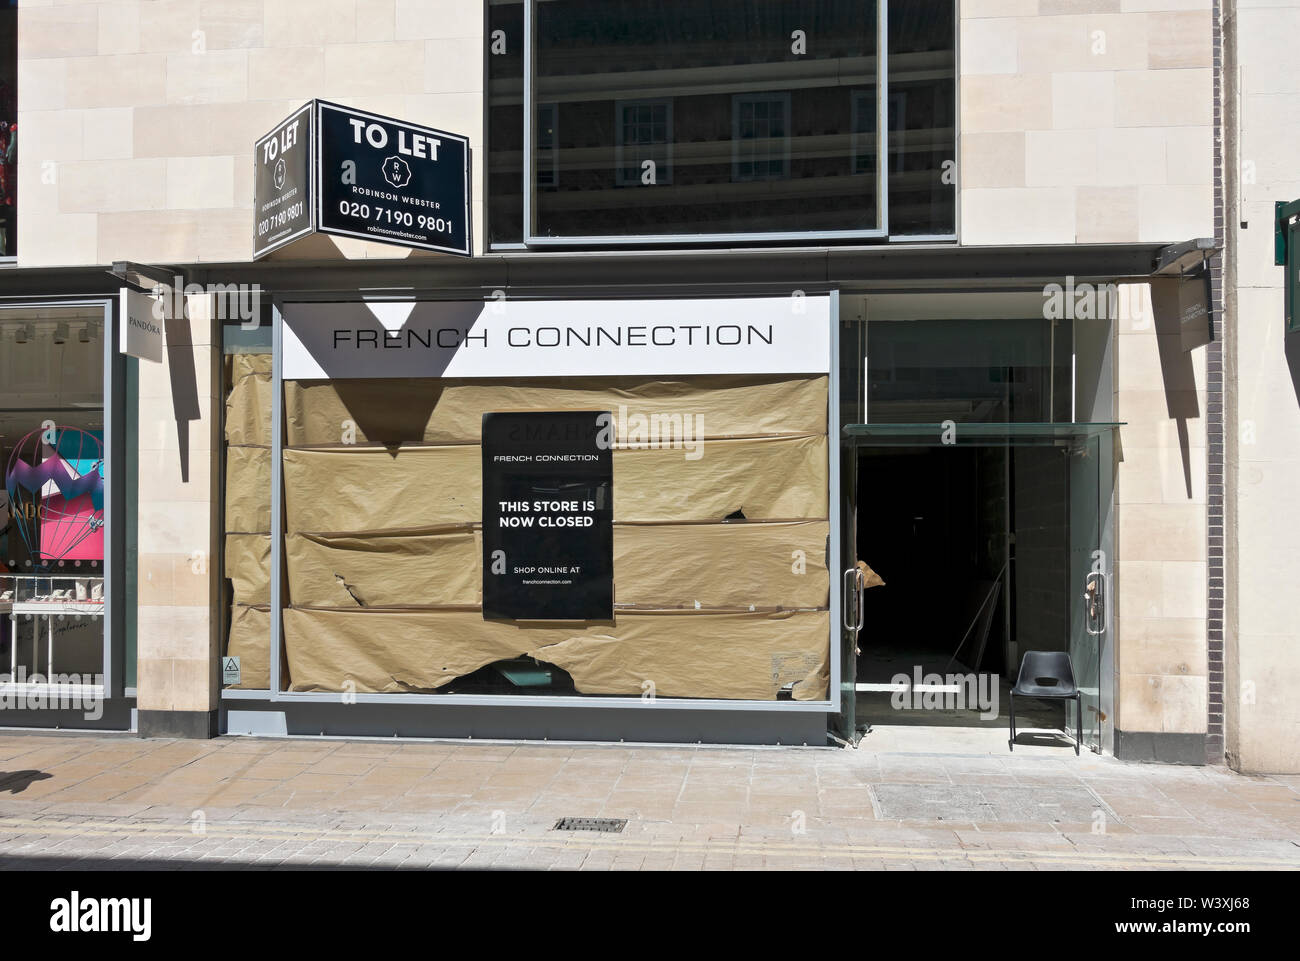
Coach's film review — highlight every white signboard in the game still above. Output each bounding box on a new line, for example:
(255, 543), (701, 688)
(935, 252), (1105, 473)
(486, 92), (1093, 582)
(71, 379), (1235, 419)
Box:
(281, 296), (831, 380)
(119, 288), (164, 363)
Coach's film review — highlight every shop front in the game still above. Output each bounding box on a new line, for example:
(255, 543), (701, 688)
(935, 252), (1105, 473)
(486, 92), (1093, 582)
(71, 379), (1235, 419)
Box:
(0, 291), (134, 731)
(204, 252), (1149, 750)
(219, 290), (844, 744)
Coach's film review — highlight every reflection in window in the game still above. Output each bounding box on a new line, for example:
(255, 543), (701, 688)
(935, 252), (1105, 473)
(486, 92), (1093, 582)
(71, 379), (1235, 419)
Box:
(888, 0), (957, 236)
(530, 0), (882, 239)
(0, 3), (15, 258)
(733, 93), (790, 182)
(616, 99), (673, 186)
(867, 319), (1072, 424)
(486, 0), (955, 245)
(537, 103), (559, 189)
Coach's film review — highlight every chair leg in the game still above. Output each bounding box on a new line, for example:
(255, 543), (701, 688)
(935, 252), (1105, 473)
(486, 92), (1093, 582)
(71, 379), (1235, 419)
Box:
(1074, 695), (1082, 756)
(1008, 692), (1015, 751)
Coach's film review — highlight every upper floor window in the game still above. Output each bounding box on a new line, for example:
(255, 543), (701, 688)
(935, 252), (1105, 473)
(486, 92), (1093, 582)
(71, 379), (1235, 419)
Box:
(486, 0), (955, 248)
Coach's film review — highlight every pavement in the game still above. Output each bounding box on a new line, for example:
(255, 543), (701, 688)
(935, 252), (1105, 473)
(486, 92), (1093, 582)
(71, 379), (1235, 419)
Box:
(0, 726), (1297, 870)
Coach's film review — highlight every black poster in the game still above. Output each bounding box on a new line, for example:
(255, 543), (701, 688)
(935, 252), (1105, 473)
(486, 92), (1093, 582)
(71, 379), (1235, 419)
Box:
(253, 102), (313, 259)
(316, 100), (471, 256)
(482, 411), (613, 621)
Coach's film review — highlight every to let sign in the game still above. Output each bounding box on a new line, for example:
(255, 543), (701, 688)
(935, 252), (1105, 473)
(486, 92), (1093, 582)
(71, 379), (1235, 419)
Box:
(317, 101), (471, 257)
(254, 102), (314, 258)
(252, 100), (471, 259)
(481, 412), (614, 621)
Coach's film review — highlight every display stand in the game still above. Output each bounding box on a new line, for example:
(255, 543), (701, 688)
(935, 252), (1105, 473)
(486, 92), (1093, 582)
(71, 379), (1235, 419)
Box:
(1, 574), (105, 681)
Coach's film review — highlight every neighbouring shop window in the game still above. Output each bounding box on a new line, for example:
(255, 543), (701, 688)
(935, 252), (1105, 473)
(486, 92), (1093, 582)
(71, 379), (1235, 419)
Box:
(486, 0), (956, 246)
(0, 3), (16, 259)
(0, 308), (107, 686)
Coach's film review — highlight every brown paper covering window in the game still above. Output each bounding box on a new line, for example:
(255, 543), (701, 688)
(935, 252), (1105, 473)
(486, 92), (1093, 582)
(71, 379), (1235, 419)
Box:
(226, 369), (831, 701)
(283, 434), (827, 532)
(282, 607), (829, 701)
(284, 522), (828, 611)
(284, 375), (827, 446)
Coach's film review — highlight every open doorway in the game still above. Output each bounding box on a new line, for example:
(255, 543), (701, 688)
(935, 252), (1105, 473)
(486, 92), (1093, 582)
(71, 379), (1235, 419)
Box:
(835, 303), (1115, 751)
(854, 442), (1071, 734)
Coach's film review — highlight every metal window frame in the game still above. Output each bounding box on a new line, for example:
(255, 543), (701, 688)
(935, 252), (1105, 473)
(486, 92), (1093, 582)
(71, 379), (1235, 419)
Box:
(0, 296), (121, 698)
(521, 0), (889, 247)
(251, 290), (841, 713)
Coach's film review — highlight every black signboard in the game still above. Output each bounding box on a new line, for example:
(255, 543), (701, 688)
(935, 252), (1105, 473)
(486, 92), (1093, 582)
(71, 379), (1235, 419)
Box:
(482, 412), (613, 621)
(316, 100), (471, 256)
(253, 102), (314, 258)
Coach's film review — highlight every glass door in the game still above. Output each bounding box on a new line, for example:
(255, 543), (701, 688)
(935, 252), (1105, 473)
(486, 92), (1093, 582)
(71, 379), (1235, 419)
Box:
(841, 423), (1117, 751)
(830, 312), (866, 744)
(1067, 433), (1106, 753)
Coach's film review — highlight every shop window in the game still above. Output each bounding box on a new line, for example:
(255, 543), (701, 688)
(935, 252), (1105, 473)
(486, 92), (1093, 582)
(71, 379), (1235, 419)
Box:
(0, 3), (16, 259)
(240, 296), (836, 703)
(0, 308), (106, 687)
(268, 365), (831, 700)
(485, 0), (956, 246)
(220, 313), (273, 692)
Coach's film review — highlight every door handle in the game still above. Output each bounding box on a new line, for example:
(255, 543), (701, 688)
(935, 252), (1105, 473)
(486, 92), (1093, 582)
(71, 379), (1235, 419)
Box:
(843, 567), (866, 632)
(1084, 572), (1105, 636)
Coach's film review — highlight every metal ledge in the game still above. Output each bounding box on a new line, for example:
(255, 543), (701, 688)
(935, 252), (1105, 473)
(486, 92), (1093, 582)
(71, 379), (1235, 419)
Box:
(0, 242), (1190, 301)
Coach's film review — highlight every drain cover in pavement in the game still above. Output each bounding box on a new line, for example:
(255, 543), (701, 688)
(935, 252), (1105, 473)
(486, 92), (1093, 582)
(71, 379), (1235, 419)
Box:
(872, 784), (1109, 823)
(552, 817), (627, 833)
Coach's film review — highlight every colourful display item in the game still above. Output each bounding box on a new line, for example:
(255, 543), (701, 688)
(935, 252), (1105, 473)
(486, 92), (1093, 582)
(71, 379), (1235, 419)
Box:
(4, 427), (105, 566)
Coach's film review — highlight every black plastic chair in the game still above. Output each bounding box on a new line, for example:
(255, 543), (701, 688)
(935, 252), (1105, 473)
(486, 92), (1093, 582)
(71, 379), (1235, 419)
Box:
(1008, 651), (1082, 755)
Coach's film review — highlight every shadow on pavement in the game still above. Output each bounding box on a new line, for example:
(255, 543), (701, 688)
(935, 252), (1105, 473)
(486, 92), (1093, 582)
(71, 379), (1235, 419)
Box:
(0, 771), (53, 794)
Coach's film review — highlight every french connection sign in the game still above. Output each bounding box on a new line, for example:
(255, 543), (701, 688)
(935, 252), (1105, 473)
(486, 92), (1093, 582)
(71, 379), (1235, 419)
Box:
(280, 296), (832, 379)
(253, 100), (471, 259)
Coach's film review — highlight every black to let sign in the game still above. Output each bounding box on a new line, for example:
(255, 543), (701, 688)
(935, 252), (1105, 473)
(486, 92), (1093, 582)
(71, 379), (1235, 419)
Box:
(482, 412), (613, 621)
(252, 100), (471, 260)
(317, 100), (471, 256)
(253, 102), (314, 258)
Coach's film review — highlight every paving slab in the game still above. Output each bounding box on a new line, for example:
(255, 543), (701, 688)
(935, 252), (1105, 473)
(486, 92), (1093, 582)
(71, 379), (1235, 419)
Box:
(0, 730), (1294, 870)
